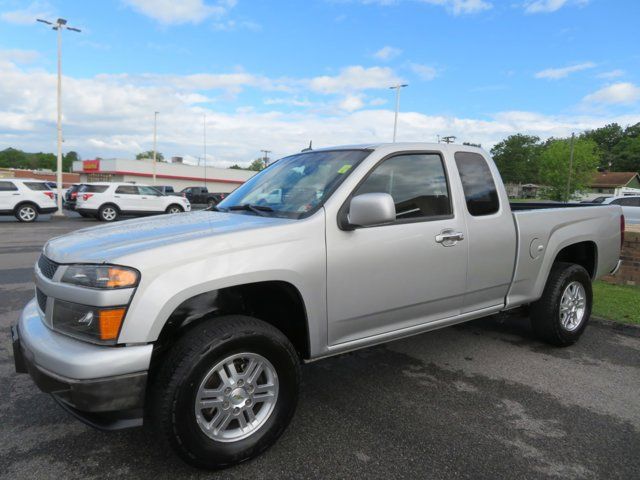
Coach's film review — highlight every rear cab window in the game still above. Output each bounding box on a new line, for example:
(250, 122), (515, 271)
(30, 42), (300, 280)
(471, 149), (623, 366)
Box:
(454, 152), (500, 216)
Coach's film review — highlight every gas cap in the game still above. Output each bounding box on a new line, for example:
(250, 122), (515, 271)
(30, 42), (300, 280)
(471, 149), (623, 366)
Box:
(529, 238), (544, 259)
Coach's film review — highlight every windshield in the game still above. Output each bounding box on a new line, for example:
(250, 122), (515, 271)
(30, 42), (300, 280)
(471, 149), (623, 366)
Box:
(217, 150), (371, 219)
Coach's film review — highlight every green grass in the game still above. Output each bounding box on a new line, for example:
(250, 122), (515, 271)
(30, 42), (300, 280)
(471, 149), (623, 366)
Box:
(592, 281), (640, 325)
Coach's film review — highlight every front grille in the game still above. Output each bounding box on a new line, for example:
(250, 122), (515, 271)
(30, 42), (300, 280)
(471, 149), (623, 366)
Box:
(36, 287), (47, 312)
(38, 255), (59, 280)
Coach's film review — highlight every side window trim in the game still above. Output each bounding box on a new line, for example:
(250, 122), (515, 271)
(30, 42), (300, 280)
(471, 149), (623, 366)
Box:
(338, 150), (454, 229)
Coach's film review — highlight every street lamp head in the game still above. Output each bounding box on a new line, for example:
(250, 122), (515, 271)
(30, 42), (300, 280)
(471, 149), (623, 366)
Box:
(36, 18), (53, 25)
(57, 18), (67, 25)
(67, 27), (81, 32)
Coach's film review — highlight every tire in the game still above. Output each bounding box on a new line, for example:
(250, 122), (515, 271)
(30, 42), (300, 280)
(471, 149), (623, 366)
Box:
(530, 262), (592, 347)
(98, 204), (119, 222)
(149, 315), (300, 470)
(166, 204), (184, 214)
(15, 203), (39, 223)
(207, 199), (216, 208)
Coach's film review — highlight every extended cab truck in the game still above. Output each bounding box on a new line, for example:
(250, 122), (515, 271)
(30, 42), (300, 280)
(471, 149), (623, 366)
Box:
(181, 186), (226, 206)
(12, 143), (623, 469)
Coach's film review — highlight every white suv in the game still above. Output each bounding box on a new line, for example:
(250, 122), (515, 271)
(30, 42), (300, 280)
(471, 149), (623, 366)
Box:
(0, 179), (58, 222)
(76, 183), (191, 222)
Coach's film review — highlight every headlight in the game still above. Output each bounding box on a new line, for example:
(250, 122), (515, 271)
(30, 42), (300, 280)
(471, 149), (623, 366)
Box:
(61, 265), (139, 289)
(53, 299), (126, 344)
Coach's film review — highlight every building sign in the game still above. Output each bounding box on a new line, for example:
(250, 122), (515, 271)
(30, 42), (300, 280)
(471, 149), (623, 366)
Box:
(83, 159), (100, 172)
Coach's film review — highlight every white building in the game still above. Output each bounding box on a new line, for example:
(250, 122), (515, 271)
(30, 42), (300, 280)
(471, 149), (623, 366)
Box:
(72, 157), (255, 193)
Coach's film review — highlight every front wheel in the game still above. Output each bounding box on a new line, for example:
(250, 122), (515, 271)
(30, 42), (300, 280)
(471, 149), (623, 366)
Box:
(149, 316), (300, 470)
(166, 204), (184, 214)
(530, 262), (592, 347)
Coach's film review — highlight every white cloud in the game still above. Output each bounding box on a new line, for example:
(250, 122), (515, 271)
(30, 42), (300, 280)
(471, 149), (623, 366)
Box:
(583, 83), (640, 105)
(373, 46), (402, 61)
(122, 0), (236, 24)
(597, 69), (624, 80)
(0, 1), (53, 25)
(410, 63), (438, 80)
(1, 60), (638, 167)
(524, 0), (588, 14)
(0, 48), (39, 64)
(307, 66), (402, 94)
(339, 95), (366, 112)
(535, 62), (595, 80)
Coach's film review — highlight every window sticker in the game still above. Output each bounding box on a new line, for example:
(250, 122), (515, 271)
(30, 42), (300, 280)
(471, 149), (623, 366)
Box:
(337, 164), (352, 174)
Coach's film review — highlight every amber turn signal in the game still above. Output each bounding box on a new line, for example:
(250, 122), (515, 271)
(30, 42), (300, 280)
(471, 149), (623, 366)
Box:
(98, 308), (126, 340)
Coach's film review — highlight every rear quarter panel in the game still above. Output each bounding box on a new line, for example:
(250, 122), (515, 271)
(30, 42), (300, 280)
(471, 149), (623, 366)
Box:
(507, 205), (621, 307)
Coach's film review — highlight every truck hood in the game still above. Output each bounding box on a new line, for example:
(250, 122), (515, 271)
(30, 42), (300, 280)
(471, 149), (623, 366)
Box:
(44, 211), (293, 264)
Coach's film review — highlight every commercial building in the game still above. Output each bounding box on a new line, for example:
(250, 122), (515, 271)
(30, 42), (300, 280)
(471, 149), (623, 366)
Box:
(0, 167), (80, 187)
(72, 157), (255, 193)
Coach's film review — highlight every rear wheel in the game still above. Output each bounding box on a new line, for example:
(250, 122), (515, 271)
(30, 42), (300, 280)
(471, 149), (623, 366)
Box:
(98, 204), (119, 222)
(15, 204), (38, 222)
(530, 262), (592, 346)
(149, 315), (300, 470)
(166, 204), (184, 214)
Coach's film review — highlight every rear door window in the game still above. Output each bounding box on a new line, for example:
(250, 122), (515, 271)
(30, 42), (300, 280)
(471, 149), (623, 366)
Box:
(79, 184), (109, 193)
(0, 181), (18, 191)
(454, 152), (500, 216)
(115, 185), (139, 195)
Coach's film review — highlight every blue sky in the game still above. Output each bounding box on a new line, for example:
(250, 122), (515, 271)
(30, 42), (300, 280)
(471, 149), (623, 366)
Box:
(0, 0), (638, 166)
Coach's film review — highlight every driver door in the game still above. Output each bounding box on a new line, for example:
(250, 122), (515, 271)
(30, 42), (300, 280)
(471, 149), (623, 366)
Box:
(326, 152), (468, 346)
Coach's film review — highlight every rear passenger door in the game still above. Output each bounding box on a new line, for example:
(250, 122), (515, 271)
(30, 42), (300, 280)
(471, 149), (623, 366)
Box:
(326, 151), (469, 345)
(114, 185), (141, 212)
(453, 151), (517, 313)
(138, 186), (165, 212)
(0, 181), (20, 211)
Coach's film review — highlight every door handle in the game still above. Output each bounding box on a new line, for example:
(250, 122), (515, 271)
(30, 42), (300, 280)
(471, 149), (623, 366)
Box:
(114, 195), (120, 198)
(141, 197), (148, 199)
(12, 193), (20, 196)
(435, 229), (465, 246)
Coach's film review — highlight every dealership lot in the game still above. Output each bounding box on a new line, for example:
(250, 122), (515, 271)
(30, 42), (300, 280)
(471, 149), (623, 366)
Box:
(1, 217), (639, 479)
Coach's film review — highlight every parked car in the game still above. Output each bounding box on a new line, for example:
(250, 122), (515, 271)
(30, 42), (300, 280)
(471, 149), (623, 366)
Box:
(0, 179), (58, 222)
(181, 186), (226, 206)
(12, 143), (623, 469)
(600, 195), (640, 224)
(154, 185), (183, 197)
(63, 184), (82, 211)
(75, 182), (191, 221)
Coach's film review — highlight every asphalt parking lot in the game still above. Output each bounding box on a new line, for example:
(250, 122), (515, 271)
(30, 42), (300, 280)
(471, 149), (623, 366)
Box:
(1, 217), (639, 479)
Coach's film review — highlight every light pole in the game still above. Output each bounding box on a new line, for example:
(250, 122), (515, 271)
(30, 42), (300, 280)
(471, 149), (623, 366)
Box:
(37, 18), (81, 216)
(152, 111), (159, 185)
(203, 113), (207, 188)
(389, 83), (408, 142)
(260, 149), (272, 168)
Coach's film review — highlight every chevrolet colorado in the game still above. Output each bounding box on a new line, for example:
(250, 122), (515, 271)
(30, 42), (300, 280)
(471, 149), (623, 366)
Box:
(12, 143), (623, 469)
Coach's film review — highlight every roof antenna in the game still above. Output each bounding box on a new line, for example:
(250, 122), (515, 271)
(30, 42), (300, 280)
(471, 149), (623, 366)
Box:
(302, 140), (313, 152)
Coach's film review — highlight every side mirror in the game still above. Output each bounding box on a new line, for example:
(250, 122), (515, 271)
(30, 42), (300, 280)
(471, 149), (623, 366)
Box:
(347, 193), (396, 228)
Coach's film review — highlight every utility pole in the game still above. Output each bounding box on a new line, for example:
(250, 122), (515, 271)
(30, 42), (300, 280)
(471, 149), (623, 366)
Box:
(152, 111), (158, 185)
(260, 149), (272, 168)
(566, 132), (575, 202)
(389, 84), (408, 142)
(203, 113), (207, 188)
(37, 17), (81, 216)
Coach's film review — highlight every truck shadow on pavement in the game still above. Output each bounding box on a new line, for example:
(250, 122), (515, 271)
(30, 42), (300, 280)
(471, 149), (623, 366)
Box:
(2, 317), (639, 479)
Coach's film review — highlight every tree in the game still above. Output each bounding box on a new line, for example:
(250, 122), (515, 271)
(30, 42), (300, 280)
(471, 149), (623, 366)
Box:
(63, 151), (80, 172)
(580, 123), (624, 170)
(247, 158), (266, 171)
(136, 150), (164, 162)
(228, 164), (245, 170)
(538, 138), (600, 201)
(490, 134), (542, 184)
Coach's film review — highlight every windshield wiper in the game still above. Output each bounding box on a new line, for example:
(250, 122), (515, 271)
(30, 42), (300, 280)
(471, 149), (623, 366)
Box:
(227, 204), (274, 216)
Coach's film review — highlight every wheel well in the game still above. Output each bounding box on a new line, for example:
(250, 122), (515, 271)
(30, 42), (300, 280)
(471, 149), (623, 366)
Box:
(99, 203), (120, 212)
(14, 201), (38, 213)
(553, 241), (597, 278)
(156, 281), (310, 360)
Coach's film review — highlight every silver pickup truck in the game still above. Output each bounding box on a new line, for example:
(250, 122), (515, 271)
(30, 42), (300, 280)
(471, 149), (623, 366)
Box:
(12, 143), (623, 469)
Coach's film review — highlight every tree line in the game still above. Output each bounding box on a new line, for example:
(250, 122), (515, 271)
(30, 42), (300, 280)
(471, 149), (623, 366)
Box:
(0, 148), (79, 172)
(491, 122), (640, 201)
